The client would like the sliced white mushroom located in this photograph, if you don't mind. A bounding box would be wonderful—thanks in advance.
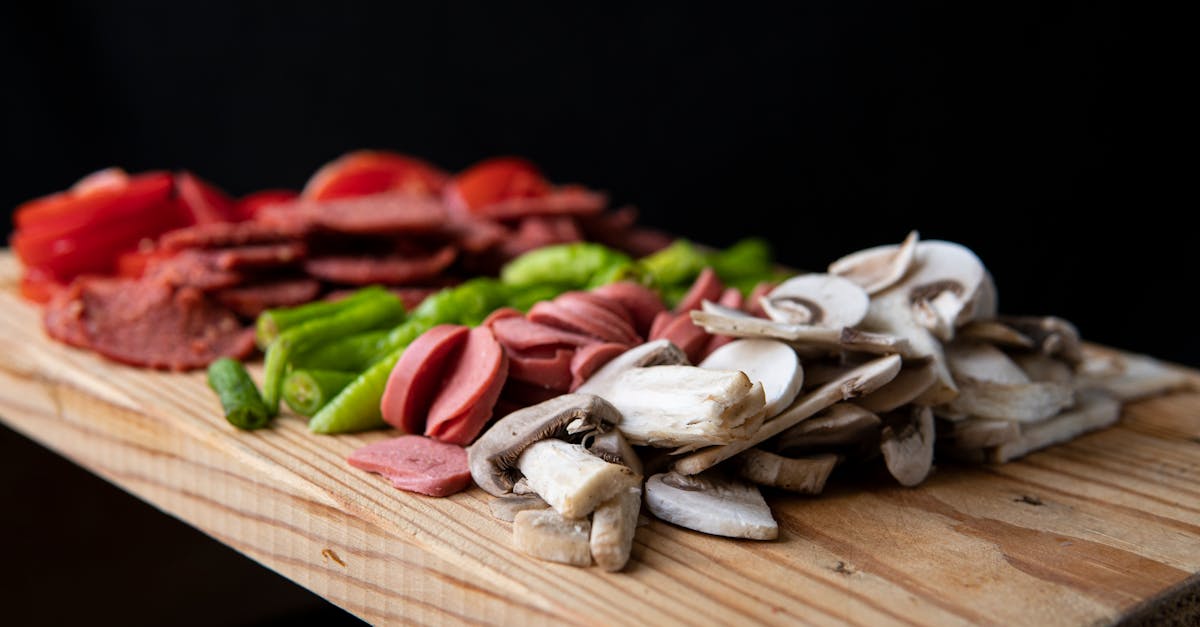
[605,366,766,448]
[488,494,549,522]
[988,391,1121,463]
[880,406,935,487]
[1074,351,1192,402]
[589,485,642,572]
[699,339,803,417]
[958,320,1034,349]
[773,403,881,453]
[673,354,902,475]
[760,274,870,328]
[944,418,1021,449]
[737,449,839,495]
[1013,353,1074,384]
[861,293,956,405]
[576,339,690,397]
[516,439,639,519]
[943,342,1075,423]
[828,230,919,295]
[582,429,644,477]
[513,509,592,566]
[856,361,939,413]
[644,472,778,540]
[997,315,1083,365]
[692,302,915,357]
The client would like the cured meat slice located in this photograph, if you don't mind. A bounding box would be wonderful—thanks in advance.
[555,291,633,327]
[347,435,471,497]
[745,282,774,318]
[425,326,509,446]
[214,278,322,319]
[498,216,584,260]
[507,345,574,391]
[473,186,607,220]
[528,300,639,345]
[257,192,446,235]
[212,242,307,270]
[674,267,724,314]
[591,282,666,337]
[381,324,470,434]
[653,313,710,364]
[304,246,457,285]
[490,316,598,350]
[717,287,744,310]
[45,277,254,371]
[160,220,305,251]
[569,342,628,391]
[648,310,674,342]
[500,378,562,408]
[145,250,244,291]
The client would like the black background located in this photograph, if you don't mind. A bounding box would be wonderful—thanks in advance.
[0,2,1190,624]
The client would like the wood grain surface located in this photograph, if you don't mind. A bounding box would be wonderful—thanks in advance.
[0,251,1197,627]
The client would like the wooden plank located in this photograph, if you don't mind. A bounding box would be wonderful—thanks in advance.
[0,250,1197,626]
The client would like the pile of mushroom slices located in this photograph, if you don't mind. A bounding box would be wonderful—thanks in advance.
[467,232,1191,570]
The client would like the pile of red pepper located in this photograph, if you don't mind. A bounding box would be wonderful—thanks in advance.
[10,152,557,304]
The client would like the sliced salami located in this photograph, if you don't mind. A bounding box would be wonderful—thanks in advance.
[304,246,457,285]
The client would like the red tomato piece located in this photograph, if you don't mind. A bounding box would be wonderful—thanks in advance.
[19,267,65,304]
[175,171,240,224]
[14,171,174,232]
[449,156,551,214]
[70,167,130,195]
[235,189,298,220]
[302,151,448,201]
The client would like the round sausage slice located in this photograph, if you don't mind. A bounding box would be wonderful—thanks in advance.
[381,324,470,434]
[591,282,665,337]
[673,267,724,313]
[507,345,574,392]
[425,325,509,446]
[347,435,471,497]
[569,342,629,391]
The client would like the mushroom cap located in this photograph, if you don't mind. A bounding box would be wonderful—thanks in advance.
[699,338,804,418]
[467,393,622,497]
[828,230,920,295]
[880,405,935,487]
[644,471,778,540]
[888,240,988,341]
[761,274,870,328]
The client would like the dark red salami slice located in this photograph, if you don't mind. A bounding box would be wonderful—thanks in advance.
[304,246,456,285]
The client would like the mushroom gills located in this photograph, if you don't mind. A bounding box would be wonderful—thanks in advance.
[699,338,804,418]
[988,391,1120,463]
[488,494,550,522]
[468,393,622,497]
[513,509,592,567]
[828,230,920,295]
[516,438,640,519]
[644,472,778,540]
[605,366,766,447]
[590,485,642,572]
[673,354,902,476]
[881,406,935,487]
[737,449,839,495]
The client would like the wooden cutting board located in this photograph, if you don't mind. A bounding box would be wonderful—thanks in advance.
[0,251,1197,626]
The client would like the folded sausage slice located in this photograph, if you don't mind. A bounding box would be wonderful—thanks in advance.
[425,326,509,445]
[381,324,470,434]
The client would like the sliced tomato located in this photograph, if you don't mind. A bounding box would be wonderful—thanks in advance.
[176,171,240,224]
[19,267,65,304]
[71,167,130,195]
[302,151,448,201]
[116,248,174,279]
[450,156,551,214]
[17,204,184,278]
[15,171,174,231]
[236,189,298,220]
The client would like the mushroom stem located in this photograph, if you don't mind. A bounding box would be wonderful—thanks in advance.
[880,406,935,487]
[513,509,592,566]
[737,449,839,495]
[516,439,639,519]
[605,366,767,447]
[590,485,642,572]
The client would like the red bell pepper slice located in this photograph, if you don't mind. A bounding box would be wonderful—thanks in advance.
[14,171,175,233]
[176,171,240,224]
[301,151,448,201]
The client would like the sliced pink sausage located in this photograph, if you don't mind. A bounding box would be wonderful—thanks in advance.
[648,310,674,342]
[425,326,509,446]
[592,281,665,337]
[746,281,774,318]
[550,296,640,344]
[501,378,563,408]
[490,316,598,350]
[381,324,470,434]
[347,435,471,497]
[659,314,711,364]
[507,345,574,391]
[701,333,735,361]
[569,342,629,391]
[482,307,524,328]
[674,267,724,313]
[717,287,744,310]
[529,300,638,345]
[556,291,634,327]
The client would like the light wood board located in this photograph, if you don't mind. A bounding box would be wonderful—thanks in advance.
[1,251,1197,626]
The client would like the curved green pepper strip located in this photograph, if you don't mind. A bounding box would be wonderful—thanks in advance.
[291,329,389,373]
[308,349,401,434]
[254,285,390,350]
[500,242,632,289]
